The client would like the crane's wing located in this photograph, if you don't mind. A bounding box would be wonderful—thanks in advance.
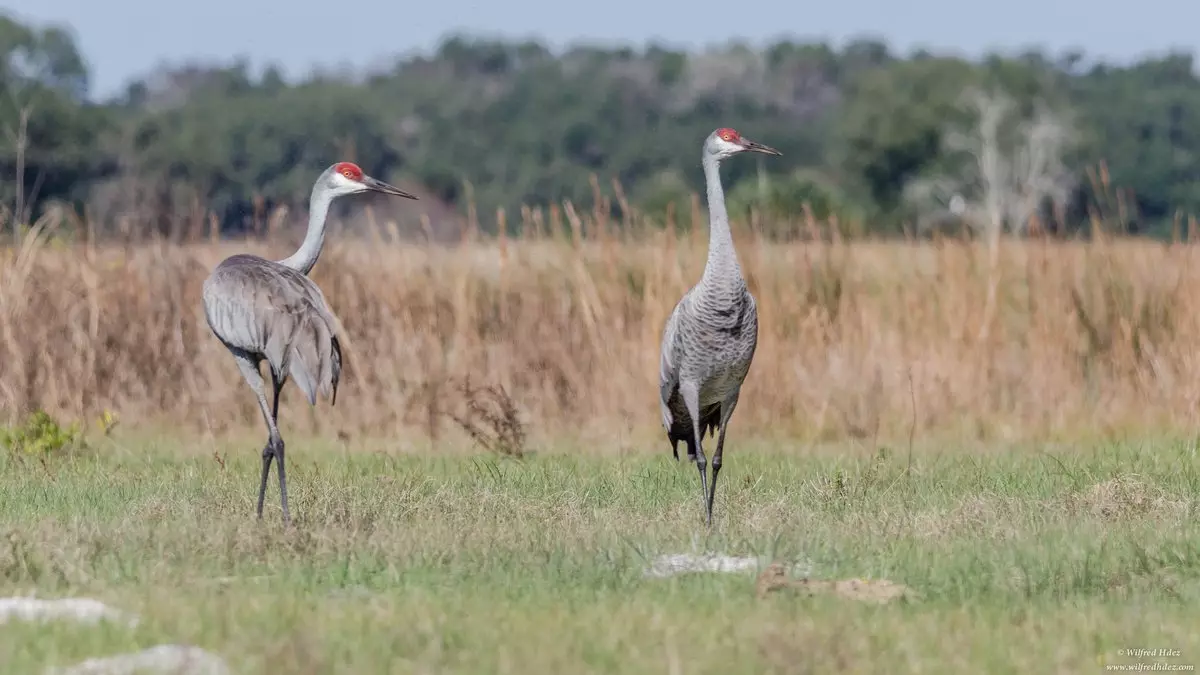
[658,293,690,431]
[202,255,342,406]
[743,291,759,370]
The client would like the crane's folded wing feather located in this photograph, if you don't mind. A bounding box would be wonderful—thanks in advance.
[202,255,342,406]
[658,294,691,431]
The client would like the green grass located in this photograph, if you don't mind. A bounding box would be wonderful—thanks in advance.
[2,436,1200,673]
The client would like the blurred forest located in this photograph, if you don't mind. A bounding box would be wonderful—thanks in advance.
[2,12,1198,240]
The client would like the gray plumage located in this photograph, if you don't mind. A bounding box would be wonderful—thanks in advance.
[203,255,343,407]
[658,128,781,526]
[202,162,416,525]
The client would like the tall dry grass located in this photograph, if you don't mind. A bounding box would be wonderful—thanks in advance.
[1,204,1199,449]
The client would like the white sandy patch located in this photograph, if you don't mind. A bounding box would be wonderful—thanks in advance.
[45,645,230,675]
[643,553,813,579]
[0,596,137,627]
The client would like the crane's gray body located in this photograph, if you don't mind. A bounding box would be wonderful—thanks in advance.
[658,274,758,451]
[657,128,777,525]
[202,254,342,409]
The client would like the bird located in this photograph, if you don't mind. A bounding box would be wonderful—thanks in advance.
[202,162,417,525]
[658,127,781,526]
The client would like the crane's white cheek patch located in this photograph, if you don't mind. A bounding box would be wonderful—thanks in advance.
[642,553,813,579]
[716,138,743,155]
[46,645,231,675]
[0,596,137,626]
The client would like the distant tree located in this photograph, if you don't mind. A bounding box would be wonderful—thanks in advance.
[0,13,110,228]
[832,57,981,226]
[0,17,1198,241]
[903,87,1076,245]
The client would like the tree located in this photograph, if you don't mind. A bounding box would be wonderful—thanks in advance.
[903,88,1076,245]
[0,14,108,229]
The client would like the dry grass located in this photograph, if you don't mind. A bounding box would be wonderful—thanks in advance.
[1,207,1199,448]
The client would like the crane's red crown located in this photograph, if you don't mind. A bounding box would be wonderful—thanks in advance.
[334,162,364,181]
[716,128,741,142]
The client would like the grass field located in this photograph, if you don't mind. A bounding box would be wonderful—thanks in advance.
[3,435,1200,674]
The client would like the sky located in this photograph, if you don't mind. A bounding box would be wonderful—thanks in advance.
[4,0,1196,99]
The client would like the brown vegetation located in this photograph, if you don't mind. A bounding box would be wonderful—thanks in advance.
[1,206,1198,449]
[755,562,915,603]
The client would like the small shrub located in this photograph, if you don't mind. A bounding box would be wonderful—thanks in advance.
[96,410,119,436]
[445,378,527,459]
[1,410,86,458]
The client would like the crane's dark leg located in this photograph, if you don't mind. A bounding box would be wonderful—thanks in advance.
[234,355,278,521]
[256,441,273,520]
[256,377,276,519]
[706,394,740,526]
[269,371,290,526]
[679,381,708,521]
[706,426,728,527]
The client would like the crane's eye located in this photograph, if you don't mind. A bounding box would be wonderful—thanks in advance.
[721,133,732,141]
[342,170,353,178]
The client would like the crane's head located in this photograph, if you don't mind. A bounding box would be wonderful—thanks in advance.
[706,128,782,160]
[323,162,418,200]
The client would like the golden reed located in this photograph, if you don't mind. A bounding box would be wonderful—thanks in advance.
[1,203,1198,449]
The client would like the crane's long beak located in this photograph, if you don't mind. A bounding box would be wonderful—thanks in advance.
[741,139,782,156]
[364,175,419,200]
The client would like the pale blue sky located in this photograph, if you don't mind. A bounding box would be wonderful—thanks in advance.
[4,0,1195,99]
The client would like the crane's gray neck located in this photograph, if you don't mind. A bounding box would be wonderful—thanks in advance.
[277,181,334,275]
[700,153,744,287]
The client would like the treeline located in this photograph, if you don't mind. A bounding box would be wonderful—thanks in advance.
[2,12,1199,239]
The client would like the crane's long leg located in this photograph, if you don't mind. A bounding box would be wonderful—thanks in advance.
[706,393,740,527]
[257,441,273,520]
[269,371,290,526]
[679,381,708,520]
[233,355,279,520]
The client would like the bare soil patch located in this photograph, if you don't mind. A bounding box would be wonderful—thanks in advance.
[755,562,917,604]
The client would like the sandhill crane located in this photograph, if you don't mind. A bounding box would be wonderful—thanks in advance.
[659,128,781,526]
[202,162,417,525]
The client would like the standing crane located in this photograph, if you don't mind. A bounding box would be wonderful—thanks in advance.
[202,162,417,525]
[659,128,781,526]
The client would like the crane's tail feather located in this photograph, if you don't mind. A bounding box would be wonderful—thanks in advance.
[285,311,339,407]
[330,335,342,407]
